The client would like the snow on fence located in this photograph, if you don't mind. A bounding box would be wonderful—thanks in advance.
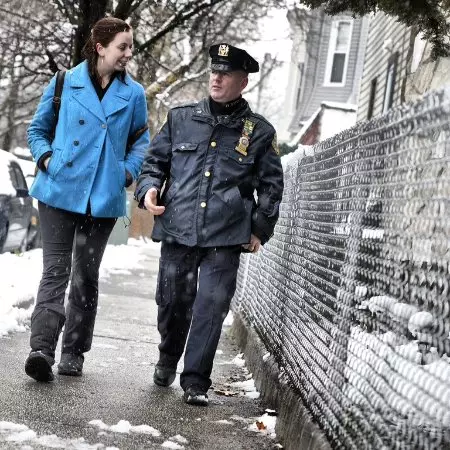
[232,87,450,449]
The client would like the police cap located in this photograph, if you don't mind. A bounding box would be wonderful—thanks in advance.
[209,43,259,73]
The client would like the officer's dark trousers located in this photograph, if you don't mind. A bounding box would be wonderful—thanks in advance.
[29,202,116,362]
[156,241,241,391]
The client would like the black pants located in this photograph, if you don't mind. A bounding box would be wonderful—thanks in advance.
[29,202,116,361]
[156,241,241,391]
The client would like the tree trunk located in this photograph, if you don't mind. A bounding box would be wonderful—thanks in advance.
[72,0,110,66]
[2,46,20,151]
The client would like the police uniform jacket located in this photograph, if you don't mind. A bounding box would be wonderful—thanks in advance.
[28,61,150,218]
[135,98,284,247]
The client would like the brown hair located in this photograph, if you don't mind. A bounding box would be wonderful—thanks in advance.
[82,17,131,83]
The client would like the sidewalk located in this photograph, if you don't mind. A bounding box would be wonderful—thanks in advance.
[0,245,281,449]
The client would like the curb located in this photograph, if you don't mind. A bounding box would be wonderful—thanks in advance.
[231,314,332,450]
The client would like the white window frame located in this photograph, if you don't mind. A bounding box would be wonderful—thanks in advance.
[323,19,353,87]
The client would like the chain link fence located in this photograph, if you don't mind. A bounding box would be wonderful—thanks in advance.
[232,88,450,449]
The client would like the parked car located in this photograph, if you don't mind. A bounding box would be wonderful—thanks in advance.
[12,151,42,250]
[24,175,41,249]
[0,150,33,253]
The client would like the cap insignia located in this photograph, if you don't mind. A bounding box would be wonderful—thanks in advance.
[218,45,229,57]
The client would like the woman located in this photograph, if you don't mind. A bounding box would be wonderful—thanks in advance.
[25,17,150,382]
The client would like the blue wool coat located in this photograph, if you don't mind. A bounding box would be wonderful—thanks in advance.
[28,61,150,217]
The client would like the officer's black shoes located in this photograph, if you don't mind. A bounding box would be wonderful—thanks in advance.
[183,385,209,406]
[25,351,54,382]
[58,353,84,377]
[153,365,176,387]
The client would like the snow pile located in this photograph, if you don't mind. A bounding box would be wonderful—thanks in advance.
[89,419,161,437]
[0,421,119,449]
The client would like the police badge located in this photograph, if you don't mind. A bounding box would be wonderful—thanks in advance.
[235,119,255,156]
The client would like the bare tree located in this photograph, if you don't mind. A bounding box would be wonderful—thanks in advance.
[0,0,289,148]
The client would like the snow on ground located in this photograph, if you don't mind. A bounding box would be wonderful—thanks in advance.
[0,419,174,449]
[89,420,161,437]
[0,410,278,448]
[0,420,119,449]
[0,238,161,337]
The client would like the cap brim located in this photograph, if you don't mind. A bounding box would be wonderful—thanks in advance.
[211,63,236,72]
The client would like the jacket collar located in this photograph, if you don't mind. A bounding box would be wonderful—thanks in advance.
[192,97,251,128]
[69,61,132,122]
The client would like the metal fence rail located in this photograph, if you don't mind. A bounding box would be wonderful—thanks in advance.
[232,88,450,449]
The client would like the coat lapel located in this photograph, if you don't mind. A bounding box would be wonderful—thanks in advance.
[70,62,106,122]
[102,74,132,118]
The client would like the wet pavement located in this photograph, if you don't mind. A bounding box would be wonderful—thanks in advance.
[0,245,281,449]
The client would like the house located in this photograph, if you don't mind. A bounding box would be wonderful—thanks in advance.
[356,11,411,122]
[279,8,368,145]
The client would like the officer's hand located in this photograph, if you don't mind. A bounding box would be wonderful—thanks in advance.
[242,234,261,253]
[144,188,165,215]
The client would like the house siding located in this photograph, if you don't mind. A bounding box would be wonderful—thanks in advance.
[357,12,411,122]
[289,9,364,135]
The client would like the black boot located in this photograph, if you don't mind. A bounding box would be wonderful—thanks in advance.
[26,308,64,382]
[25,351,55,382]
[153,365,176,387]
[58,353,84,376]
[183,384,209,406]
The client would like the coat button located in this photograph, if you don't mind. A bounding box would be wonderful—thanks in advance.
[101,123,107,129]
[73,140,79,146]
[200,202,206,208]
[204,171,211,177]
[66,161,73,167]
[79,119,85,125]
[210,141,217,148]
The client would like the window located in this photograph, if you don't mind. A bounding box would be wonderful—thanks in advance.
[382,53,398,113]
[367,78,377,120]
[324,20,353,86]
[296,62,304,107]
[9,162,27,190]
[8,163,18,189]
[13,164,27,190]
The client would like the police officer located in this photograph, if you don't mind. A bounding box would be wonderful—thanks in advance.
[135,43,284,406]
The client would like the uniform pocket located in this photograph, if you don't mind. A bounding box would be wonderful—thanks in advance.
[225,148,254,165]
[155,258,180,307]
[172,143,198,153]
[215,186,246,218]
[219,148,255,183]
[171,143,199,176]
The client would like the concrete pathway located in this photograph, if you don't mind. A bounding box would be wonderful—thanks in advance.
[0,245,280,450]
